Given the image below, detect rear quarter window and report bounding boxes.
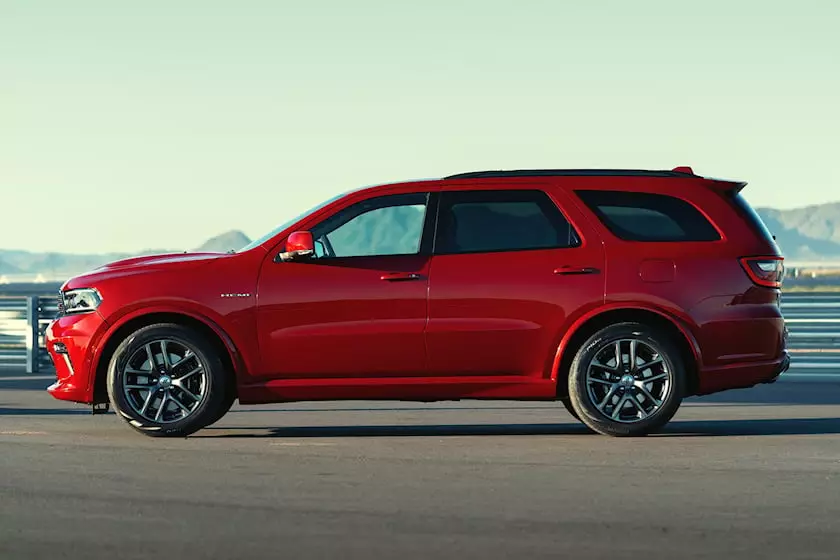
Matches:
[729,191,776,244]
[575,190,720,242]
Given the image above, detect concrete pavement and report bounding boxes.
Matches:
[1,372,839,559]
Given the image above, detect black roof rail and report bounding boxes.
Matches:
[443,168,698,180]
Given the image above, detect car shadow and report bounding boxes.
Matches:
[0,406,92,416]
[240,405,562,413]
[662,417,840,436]
[201,422,592,438]
[199,416,840,439]
[0,375,54,391]
[687,382,840,406]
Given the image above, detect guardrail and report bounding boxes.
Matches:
[2,292,839,377]
[775,292,840,377]
[0,295,59,372]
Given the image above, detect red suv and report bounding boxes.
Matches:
[46,167,789,437]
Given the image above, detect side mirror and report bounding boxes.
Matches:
[275,231,315,262]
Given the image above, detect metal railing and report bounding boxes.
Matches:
[775,292,840,377]
[0,295,59,372]
[2,292,839,377]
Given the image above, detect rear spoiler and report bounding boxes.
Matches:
[704,178,747,194]
[671,166,747,194]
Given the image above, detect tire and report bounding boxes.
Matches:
[567,322,685,437]
[106,323,231,437]
[205,386,237,427]
[558,396,581,421]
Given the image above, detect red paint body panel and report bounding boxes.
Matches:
[46,171,788,408]
[425,249,604,378]
[256,255,430,377]
[46,311,107,402]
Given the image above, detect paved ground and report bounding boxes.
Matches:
[1,372,839,560]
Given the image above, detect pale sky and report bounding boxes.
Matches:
[2,0,838,254]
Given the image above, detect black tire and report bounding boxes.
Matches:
[567,322,685,437]
[558,396,581,421]
[205,386,237,427]
[106,323,230,437]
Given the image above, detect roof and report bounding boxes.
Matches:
[444,167,698,180]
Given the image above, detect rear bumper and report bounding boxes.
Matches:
[695,350,790,396]
[768,352,791,382]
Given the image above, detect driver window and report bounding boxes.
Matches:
[311,193,428,258]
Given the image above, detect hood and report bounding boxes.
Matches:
[96,252,227,271]
[61,251,230,291]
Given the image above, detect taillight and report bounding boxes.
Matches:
[739,256,784,288]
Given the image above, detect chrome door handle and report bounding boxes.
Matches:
[553,266,600,276]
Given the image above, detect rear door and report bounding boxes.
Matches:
[425,184,606,378]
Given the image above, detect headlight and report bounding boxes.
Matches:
[61,288,102,314]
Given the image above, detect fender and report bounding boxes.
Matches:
[87,301,254,395]
[549,301,704,382]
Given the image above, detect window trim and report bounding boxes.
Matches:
[574,189,722,243]
[431,189,582,256]
[302,191,438,260]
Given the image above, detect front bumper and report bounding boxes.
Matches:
[45,311,108,404]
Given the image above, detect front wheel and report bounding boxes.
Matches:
[567,322,686,437]
[106,323,231,437]
[558,396,580,421]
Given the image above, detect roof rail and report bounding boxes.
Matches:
[443,168,698,180]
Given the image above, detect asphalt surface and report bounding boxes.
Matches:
[1,372,839,560]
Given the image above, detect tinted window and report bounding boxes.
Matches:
[311,193,428,258]
[730,191,776,244]
[575,191,720,242]
[435,190,580,254]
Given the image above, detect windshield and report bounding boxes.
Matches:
[237,191,348,252]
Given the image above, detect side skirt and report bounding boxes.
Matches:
[237,376,557,405]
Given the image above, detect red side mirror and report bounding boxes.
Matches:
[287,231,314,253]
[276,231,315,262]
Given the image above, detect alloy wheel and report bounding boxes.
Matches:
[585,338,672,423]
[121,338,208,424]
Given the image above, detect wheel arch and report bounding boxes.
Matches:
[552,306,702,398]
[91,310,243,404]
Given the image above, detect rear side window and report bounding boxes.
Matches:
[729,191,775,243]
[435,190,580,254]
[575,190,720,242]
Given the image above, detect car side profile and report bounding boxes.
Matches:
[46,167,789,437]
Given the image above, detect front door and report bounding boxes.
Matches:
[256,191,434,378]
[426,186,606,378]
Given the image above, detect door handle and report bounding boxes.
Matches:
[380,272,423,281]
[553,266,600,276]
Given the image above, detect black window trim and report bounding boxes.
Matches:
[302,191,439,260]
[574,189,722,243]
[431,188,582,256]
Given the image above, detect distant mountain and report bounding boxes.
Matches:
[756,205,840,260]
[0,231,252,281]
[0,258,22,274]
[194,230,250,253]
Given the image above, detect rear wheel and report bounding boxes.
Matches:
[106,323,231,437]
[567,322,685,437]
